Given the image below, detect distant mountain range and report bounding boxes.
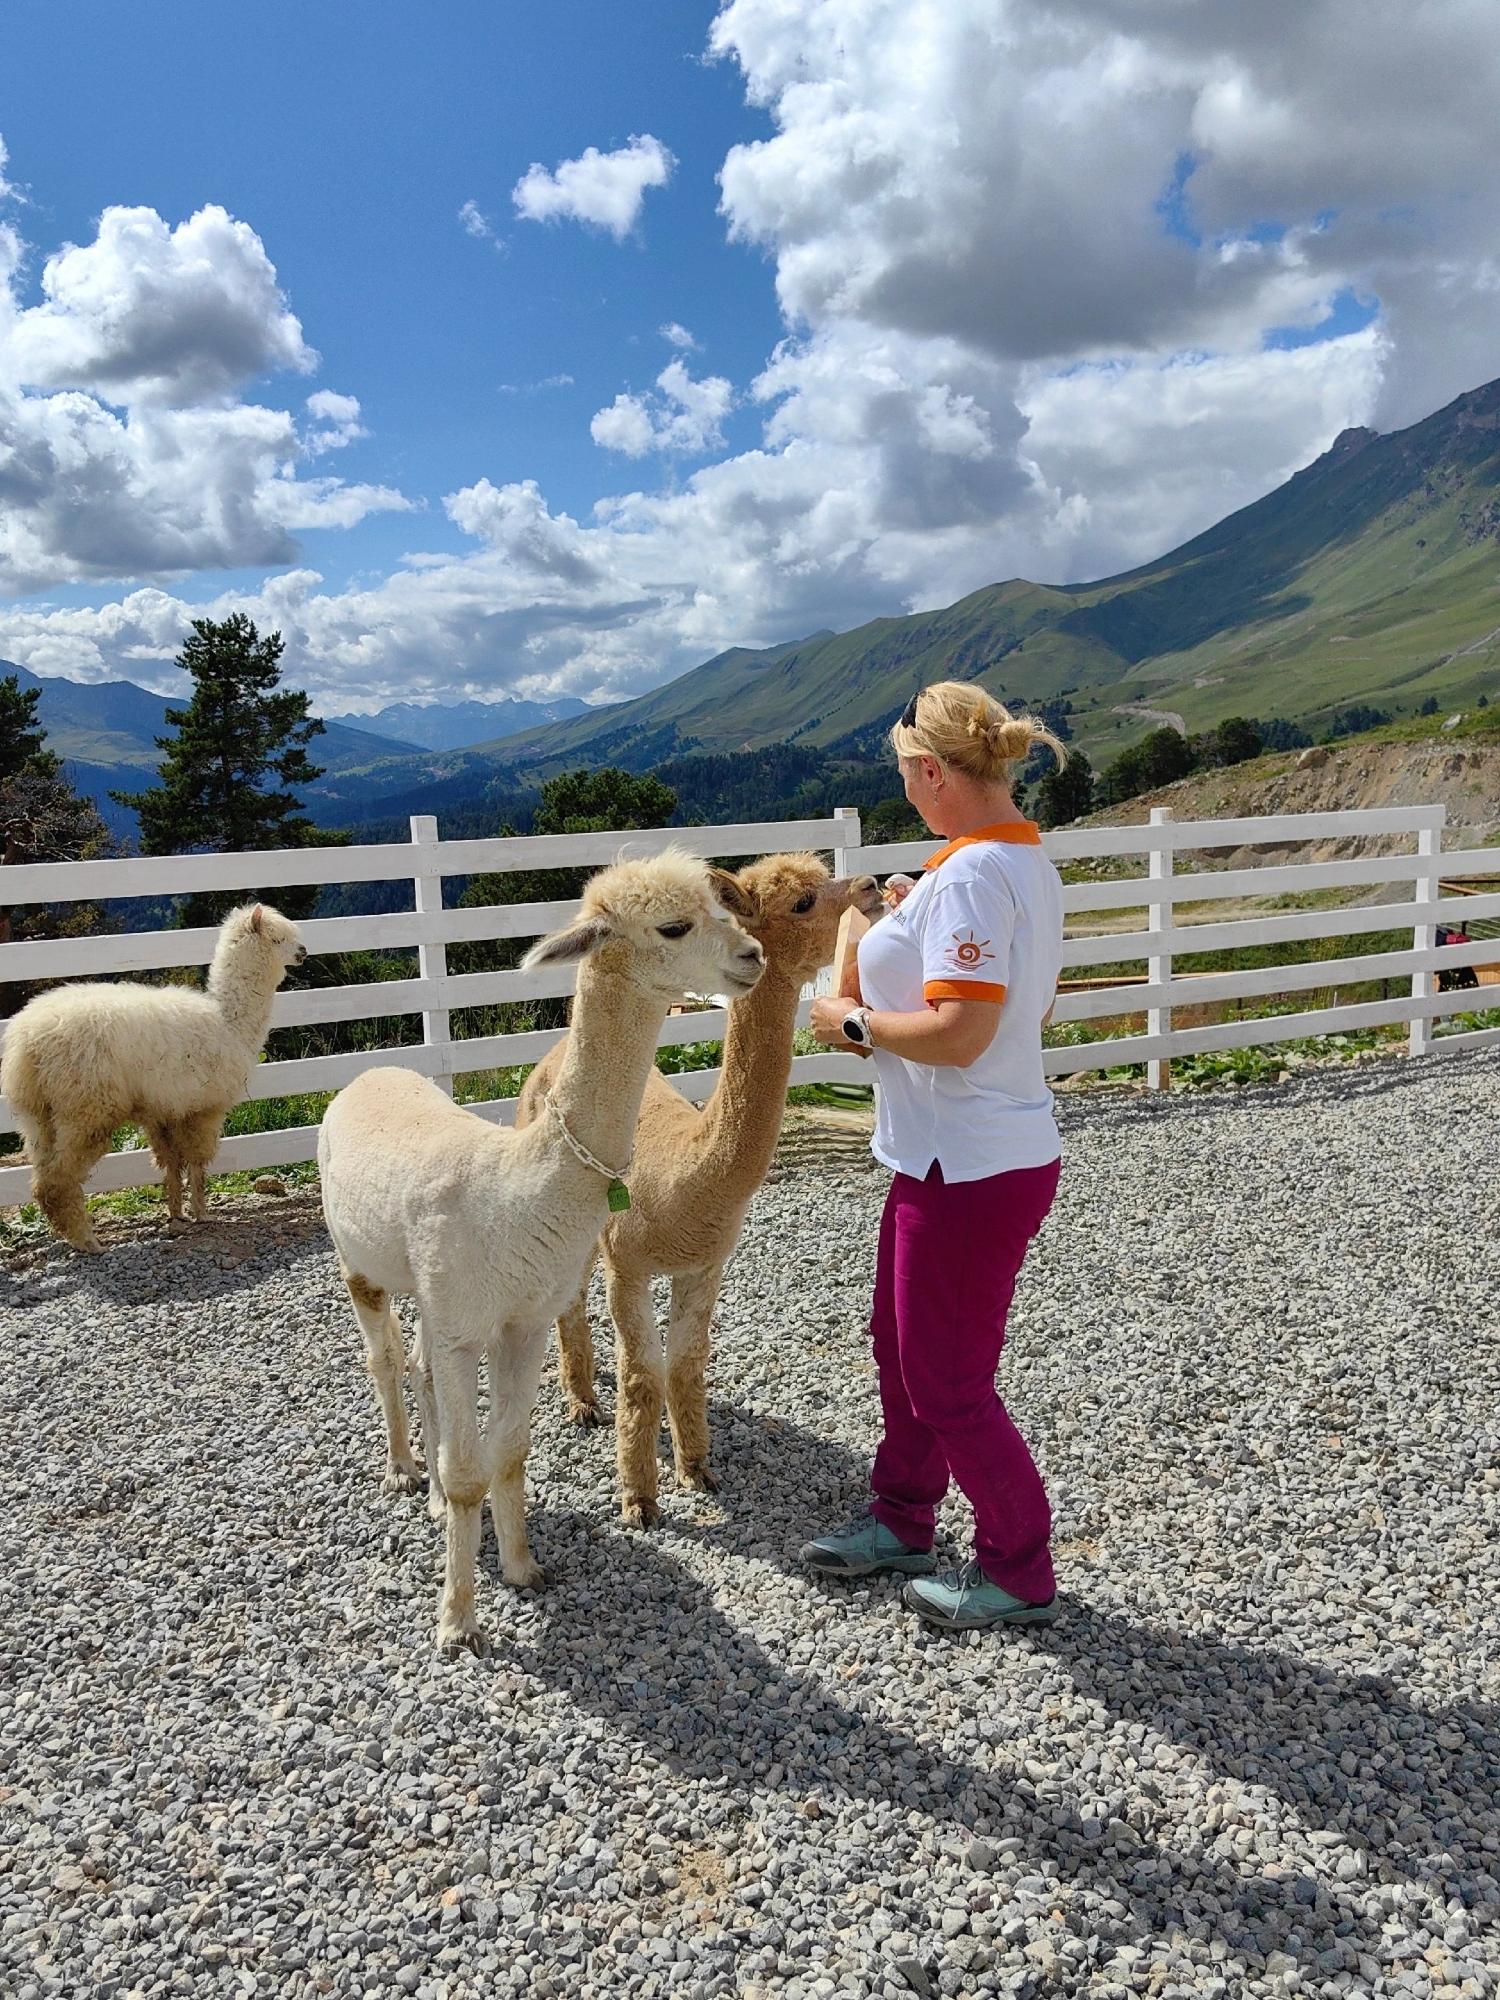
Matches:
[9,374,1500,838]
[0,666,601,838]
[319,694,592,752]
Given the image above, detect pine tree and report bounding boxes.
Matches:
[1,673,110,994]
[113,614,335,923]
[1034,751,1095,828]
[0,673,56,783]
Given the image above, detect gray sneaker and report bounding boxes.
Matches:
[800,1508,937,1578]
[903,1560,1061,1632]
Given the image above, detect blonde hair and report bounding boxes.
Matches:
[890,680,1067,785]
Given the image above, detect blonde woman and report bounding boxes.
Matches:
[805,682,1066,1632]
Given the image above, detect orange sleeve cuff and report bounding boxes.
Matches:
[924,979,1008,1006]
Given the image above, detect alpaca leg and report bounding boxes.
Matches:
[412,1318,446,1521]
[557,1250,605,1427]
[486,1322,550,1590]
[343,1272,422,1495]
[607,1266,665,1529]
[32,1125,110,1254]
[665,1265,723,1493]
[144,1119,185,1221]
[429,1343,488,1657]
[178,1109,224,1222]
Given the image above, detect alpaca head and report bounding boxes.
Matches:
[522,850,764,1003]
[214,903,308,987]
[707,853,882,985]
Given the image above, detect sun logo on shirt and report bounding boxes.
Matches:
[946,929,995,971]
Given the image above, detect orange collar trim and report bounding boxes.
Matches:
[922,821,1042,871]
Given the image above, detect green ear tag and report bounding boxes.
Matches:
[607,1179,631,1213]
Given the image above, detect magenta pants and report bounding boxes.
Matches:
[869,1155,1061,1602]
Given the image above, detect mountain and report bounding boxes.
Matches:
[319,693,592,752]
[477,376,1500,778]
[0,661,425,837]
[2,662,417,775]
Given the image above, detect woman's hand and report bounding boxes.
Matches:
[809,994,871,1056]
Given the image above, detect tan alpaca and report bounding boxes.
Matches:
[1,904,306,1253]
[518,853,880,1525]
[318,851,764,1656]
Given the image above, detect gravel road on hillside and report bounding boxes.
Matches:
[2,1051,1497,2000]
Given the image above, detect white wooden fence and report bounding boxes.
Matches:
[0,802,1496,1206]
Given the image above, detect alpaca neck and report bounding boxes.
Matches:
[696,965,802,1180]
[208,944,280,1051]
[549,957,667,1178]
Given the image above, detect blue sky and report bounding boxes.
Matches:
[4,0,780,597]
[1,1,1496,710]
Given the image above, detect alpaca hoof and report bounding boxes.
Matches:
[382,1464,425,1497]
[72,1235,105,1257]
[504,1558,544,1592]
[621,1495,661,1530]
[678,1460,720,1494]
[568,1399,609,1430]
[427,1490,448,1523]
[436,1620,490,1659]
[166,1218,193,1238]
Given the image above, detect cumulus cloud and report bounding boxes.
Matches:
[458,198,505,251]
[512,134,675,239]
[8,203,315,407]
[660,321,698,349]
[0,160,409,593]
[304,390,367,454]
[0,136,20,206]
[591,359,734,457]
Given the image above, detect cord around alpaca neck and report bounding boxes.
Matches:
[547,1096,632,1184]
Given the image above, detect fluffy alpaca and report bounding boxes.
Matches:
[517,853,881,1524]
[318,850,765,1657]
[1,904,306,1252]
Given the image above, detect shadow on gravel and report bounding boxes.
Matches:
[531,1394,1499,1973]
[4,1217,331,1310]
[512,1488,1497,1978]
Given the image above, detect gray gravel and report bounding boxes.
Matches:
[2,1049,1498,2000]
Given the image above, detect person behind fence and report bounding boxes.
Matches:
[804,680,1067,1633]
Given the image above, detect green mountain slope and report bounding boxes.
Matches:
[483,376,1500,777]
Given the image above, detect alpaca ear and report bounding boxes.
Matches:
[522,917,614,969]
[707,868,758,922]
[249,905,264,935]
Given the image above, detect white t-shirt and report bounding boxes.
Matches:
[856,823,1064,1183]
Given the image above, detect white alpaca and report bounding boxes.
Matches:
[318,850,764,1657]
[1,904,306,1253]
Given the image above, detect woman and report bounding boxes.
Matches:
[805,681,1066,1632]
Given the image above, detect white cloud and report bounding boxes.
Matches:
[512,134,675,239]
[304,390,367,454]
[660,321,698,349]
[0,136,20,206]
[458,199,505,252]
[591,359,734,457]
[0,159,410,593]
[498,373,575,395]
[8,203,315,407]
[590,393,656,458]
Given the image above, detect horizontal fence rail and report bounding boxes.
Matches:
[1,802,1496,1206]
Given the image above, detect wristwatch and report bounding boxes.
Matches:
[841,1006,874,1048]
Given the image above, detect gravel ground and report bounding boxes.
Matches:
[2,1049,1498,2000]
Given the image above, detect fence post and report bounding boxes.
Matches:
[411,815,452,1094]
[1409,810,1445,1059]
[1147,806,1174,1091]
[817,806,864,999]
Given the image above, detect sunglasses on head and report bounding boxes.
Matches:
[899,687,922,730]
